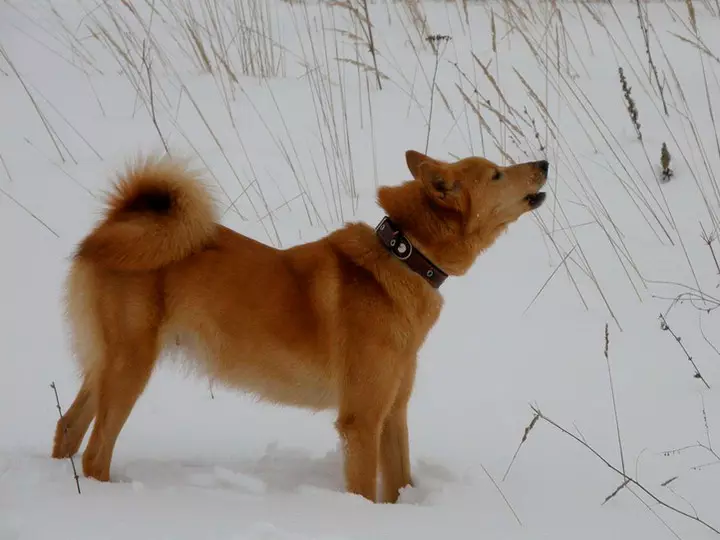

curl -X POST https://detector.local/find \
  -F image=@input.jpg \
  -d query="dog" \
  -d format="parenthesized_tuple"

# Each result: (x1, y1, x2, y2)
(51, 149, 548, 503)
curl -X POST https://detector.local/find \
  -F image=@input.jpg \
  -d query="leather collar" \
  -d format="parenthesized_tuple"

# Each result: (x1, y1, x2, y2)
(375, 216, 448, 289)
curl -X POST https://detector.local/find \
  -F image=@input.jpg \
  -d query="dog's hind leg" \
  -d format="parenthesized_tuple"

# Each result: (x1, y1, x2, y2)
(81, 331, 159, 482)
(81, 280, 162, 483)
(52, 376, 96, 459)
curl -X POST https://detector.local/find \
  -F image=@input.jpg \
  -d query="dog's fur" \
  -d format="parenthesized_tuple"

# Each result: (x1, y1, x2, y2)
(52, 150, 548, 503)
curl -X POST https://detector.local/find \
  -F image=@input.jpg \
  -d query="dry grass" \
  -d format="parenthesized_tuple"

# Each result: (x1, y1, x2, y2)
(4, 1, 719, 328)
(2, 0, 718, 531)
(4, 0, 718, 322)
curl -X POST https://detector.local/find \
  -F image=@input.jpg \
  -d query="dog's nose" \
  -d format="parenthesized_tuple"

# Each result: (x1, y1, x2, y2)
(536, 160, 549, 175)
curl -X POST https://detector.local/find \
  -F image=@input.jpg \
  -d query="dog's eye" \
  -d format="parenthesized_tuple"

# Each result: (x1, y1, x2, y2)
(492, 170, 503, 181)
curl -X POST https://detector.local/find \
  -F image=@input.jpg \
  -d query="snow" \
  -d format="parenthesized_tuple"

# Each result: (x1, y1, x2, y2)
(1, 0, 719, 538)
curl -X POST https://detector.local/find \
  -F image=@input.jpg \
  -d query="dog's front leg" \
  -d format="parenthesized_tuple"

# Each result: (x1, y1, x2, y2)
(380, 366, 415, 503)
(380, 404, 412, 503)
(335, 410, 383, 502)
(335, 348, 405, 502)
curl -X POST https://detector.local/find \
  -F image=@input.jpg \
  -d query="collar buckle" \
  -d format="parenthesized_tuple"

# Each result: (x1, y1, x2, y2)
(375, 216, 448, 289)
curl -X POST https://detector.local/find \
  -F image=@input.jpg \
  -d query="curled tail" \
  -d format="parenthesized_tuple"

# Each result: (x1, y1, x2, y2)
(76, 156, 218, 271)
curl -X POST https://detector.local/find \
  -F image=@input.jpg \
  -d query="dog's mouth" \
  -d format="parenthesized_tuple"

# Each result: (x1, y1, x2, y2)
(525, 192, 546, 209)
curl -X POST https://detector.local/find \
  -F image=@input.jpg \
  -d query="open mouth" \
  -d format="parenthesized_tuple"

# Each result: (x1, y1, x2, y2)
(525, 192, 546, 209)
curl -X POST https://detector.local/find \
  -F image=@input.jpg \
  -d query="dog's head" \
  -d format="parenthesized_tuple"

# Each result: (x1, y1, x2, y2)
(377, 150, 548, 275)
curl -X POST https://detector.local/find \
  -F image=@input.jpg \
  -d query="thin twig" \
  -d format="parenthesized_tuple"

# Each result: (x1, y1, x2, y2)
(359, 0, 381, 90)
(480, 464, 522, 526)
(0, 150, 14, 182)
(523, 246, 577, 315)
(50, 382, 81, 495)
(0, 187, 59, 238)
(658, 314, 711, 389)
(502, 411, 540, 481)
(141, 43, 170, 155)
(603, 323, 626, 476)
(700, 222, 720, 274)
(628, 487, 684, 540)
(634, 0, 669, 116)
(602, 478, 630, 505)
(698, 394, 713, 455)
(424, 35, 450, 154)
(0, 45, 68, 162)
(531, 406, 719, 535)
(661, 476, 679, 488)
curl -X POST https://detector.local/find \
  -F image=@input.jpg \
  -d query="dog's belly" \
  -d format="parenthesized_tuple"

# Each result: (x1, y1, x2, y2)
(220, 363, 338, 410)
(165, 329, 338, 411)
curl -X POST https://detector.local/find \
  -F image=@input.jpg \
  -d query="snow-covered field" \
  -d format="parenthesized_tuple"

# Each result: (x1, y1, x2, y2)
(1, 0, 719, 538)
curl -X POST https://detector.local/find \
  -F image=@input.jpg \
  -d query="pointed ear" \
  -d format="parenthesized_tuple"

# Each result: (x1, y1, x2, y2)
(405, 150, 459, 205)
(406, 150, 429, 179)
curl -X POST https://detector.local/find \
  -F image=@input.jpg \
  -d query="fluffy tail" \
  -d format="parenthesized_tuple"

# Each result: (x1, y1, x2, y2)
(76, 156, 218, 271)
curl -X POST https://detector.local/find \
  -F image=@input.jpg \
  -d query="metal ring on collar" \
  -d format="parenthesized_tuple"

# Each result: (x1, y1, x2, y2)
(393, 237, 413, 260)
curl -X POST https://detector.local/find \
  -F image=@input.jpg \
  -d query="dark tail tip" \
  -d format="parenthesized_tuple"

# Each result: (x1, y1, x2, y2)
(123, 187, 173, 214)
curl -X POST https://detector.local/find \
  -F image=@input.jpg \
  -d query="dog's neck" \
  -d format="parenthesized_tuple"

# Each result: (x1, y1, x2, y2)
(377, 180, 503, 277)
(375, 216, 448, 289)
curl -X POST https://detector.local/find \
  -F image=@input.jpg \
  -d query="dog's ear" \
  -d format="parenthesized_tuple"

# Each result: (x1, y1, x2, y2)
(406, 150, 431, 179)
(405, 150, 459, 206)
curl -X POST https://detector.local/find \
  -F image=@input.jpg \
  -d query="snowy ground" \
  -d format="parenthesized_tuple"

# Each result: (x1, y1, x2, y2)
(1, 0, 720, 538)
